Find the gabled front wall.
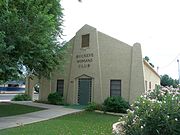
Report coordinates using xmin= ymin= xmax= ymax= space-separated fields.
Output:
xmin=98 ymin=32 xmax=132 ymax=102
xmin=26 ymin=25 xmax=160 ymax=105
xmin=65 ymin=25 xmax=147 ymax=104
xmin=66 ymin=25 xmax=102 ymax=104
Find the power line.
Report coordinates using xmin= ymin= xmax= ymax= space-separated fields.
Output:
xmin=159 ymin=53 xmax=180 ymax=70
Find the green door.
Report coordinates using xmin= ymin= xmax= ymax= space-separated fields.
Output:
xmin=78 ymin=78 xmax=92 ymax=105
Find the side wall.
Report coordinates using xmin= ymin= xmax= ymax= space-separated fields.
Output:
xmin=143 ymin=60 xmax=160 ymax=91
xmin=38 ymin=42 xmax=74 ymax=101
xmin=25 ymin=76 xmax=39 ymax=100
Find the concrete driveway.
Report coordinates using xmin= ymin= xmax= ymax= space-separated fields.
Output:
xmin=0 ymin=101 xmax=83 ymax=130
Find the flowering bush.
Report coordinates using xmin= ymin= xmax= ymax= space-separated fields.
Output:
xmin=113 ymin=87 xmax=180 ymax=135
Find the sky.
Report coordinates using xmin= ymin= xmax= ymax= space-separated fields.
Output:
xmin=61 ymin=0 xmax=180 ymax=79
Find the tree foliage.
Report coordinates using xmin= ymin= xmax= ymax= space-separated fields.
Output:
xmin=0 ymin=0 xmax=63 ymax=82
xmin=160 ymin=74 xmax=179 ymax=88
xmin=144 ymin=56 xmax=154 ymax=68
xmin=144 ymin=56 xmax=149 ymax=62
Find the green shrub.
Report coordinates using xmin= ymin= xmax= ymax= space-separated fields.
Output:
xmin=96 ymin=103 xmax=104 ymax=111
xmin=85 ymin=102 xmax=104 ymax=111
xmin=103 ymin=96 xmax=130 ymax=113
xmin=12 ymin=94 xmax=31 ymax=101
xmin=47 ymin=92 xmax=64 ymax=105
xmin=85 ymin=102 xmax=97 ymax=111
xmin=118 ymin=88 xmax=180 ymax=135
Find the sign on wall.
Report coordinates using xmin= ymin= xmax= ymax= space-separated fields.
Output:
xmin=76 ymin=53 xmax=94 ymax=68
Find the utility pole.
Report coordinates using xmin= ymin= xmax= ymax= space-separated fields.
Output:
xmin=157 ymin=66 xmax=159 ymax=73
xmin=177 ymin=59 xmax=180 ymax=90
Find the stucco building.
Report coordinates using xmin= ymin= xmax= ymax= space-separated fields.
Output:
xmin=26 ymin=24 xmax=160 ymax=104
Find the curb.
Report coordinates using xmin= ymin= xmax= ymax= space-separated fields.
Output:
xmin=94 ymin=110 xmax=127 ymax=116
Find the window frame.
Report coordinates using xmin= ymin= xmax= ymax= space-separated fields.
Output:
xmin=149 ymin=81 xmax=151 ymax=90
xmin=110 ymin=80 xmax=121 ymax=97
xmin=81 ymin=34 xmax=90 ymax=48
xmin=145 ymin=80 xmax=148 ymax=91
xmin=56 ymin=79 xmax=64 ymax=96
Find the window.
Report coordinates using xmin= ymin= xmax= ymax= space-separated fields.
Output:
xmin=149 ymin=82 xmax=151 ymax=90
xmin=110 ymin=80 xmax=121 ymax=96
xmin=145 ymin=81 xmax=147 ymax=91
xmin=81 ymin=34 xmax=90 ymax=48
xmin=155 ymin=84 xmax=158 ymax=89
xmin=57 ymin=80 xmax=64 ymax=96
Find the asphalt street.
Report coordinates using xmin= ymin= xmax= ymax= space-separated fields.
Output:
xmin=0 ymin=93 xmax=39 ymax=101
xmin=0 ymin=94 xmax=17 ymax=101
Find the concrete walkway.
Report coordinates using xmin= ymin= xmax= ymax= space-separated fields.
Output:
xmin=0 ymin=101 xmax=83 ymax=130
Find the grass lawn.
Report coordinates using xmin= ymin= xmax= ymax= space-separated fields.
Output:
xmin=0 ymin=111 xmax=119 ymax=135
xmin=0 ymin=102 xmax=44 ymax=117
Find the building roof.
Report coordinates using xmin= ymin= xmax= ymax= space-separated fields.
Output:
xmin=143 ymin=60 xmax=160 ymax=78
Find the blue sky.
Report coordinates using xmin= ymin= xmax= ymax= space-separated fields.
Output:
xmin=61 ymin=0 xmax=180 ymax=79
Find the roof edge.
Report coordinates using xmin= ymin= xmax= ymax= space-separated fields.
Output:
xmin=143 ymin=59 xmax=160 ymax=78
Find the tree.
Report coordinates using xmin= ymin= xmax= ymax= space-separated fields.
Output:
xmin=172 ymin=79 xmax=179 ymax=88
xmin=144 ymin=56 xmax=155 ymax=68
xmin=160 ymin=74 xmax=179 ymax=88
xmin=161 ymin=74 xmax=169 ymax=86
xmin=0 ymin=0 xmax=63 ymax=82
xmin=144 ymin=56 xmax=150 ymax=62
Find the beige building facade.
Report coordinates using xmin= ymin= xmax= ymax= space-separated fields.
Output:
xmin=26 ymin=25 xmax=160 ymax=104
